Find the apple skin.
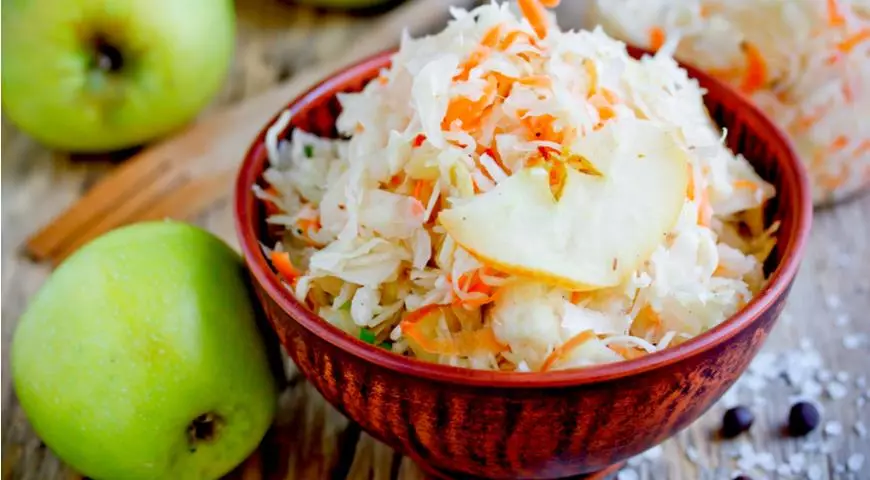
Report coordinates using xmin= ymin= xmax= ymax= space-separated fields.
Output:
xmin=11 ymin=222 xmax=277 ymax=480
xmin=1 ymin=0 xmax=235 ymax=153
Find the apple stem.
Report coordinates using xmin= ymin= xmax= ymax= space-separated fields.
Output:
xmin=187 ymin=412 xmax=223 ymax=451
xmin=93 ymin=38 xmax=124 ymax=73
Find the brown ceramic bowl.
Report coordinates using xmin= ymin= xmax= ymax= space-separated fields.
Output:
xmin=234 ymin=48 xmax=812 ymax=479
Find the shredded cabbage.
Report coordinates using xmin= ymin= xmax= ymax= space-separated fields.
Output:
xmin=256 ymin=1 xmax=777 ymax=372
xmin=592 ymin=0 xmax=870 ymax=204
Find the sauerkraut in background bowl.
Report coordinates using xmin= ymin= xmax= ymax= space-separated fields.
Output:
xmin=589 ymin=0 xmax=870 ymax=206
xmin=252 ymin=1 xmax=784 ymax=373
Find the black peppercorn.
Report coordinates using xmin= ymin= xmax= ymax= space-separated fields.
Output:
xmin=733 ymin=476 xmax=753 ymax=480
xmin=788 ymin=401 xmax=821 ymax=436
xmin=722 ymin=406 xmax=755 ymax=438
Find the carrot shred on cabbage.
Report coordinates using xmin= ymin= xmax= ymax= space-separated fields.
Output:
xmin=733 ymin=179 xmax=759 ymax=191
xmin=739 ymin=42 xmax=767 ymax=94
xmin=401 ymin=305 xmax=505 ymax=356
xmin=540 ymin=330 xmax=597 ymax=371
xmin=827 ymin=0 xmax=846 ymax=27
xmin=518 ymin=0 xmax=551 ymax=40
xmin=697 ymin=187 xmax=712 ymax=227
xmin=412 ymin=133 xmax=427 ymax=147
xmin=838 ymin=29 xmax=870 ymax=53
xmin=648 ymin=26 xmax=666 ymax=51
xmin=829 ymin=135 xmax=850 ymax=152
xmin=271 ymin=251 xmax=301 ymax=280
xmin=481 ymin=23 xmax=504 ymax=48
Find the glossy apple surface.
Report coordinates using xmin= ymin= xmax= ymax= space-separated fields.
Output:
xmin=12 ymin=221 xmax=277 ymax=479
xmin=1 ymin=0 xmax=235 ymax=152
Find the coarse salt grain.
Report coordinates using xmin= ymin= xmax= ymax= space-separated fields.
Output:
xmin=817 ymin=369 xmax=833 ymax=382
xmin=825 ymin=420 xmax=843 ymax=437
xmin=857 ymin=375 xmax=867 ymax=388
xmin=855 ymin=421 xmax=868 ymax=438
xmin=802 ymin=441 xmax=821 ymax=453
xmin=835 ymin=313 xmax=851 ymax=326
xmin=756 ymin=452 xmax=777 ymax=471
xmin=835 ymin=371 xmax=850 ymax=383
xmin=843 ymin=333 xmax=868 ymax=349
xmin=824 ymin=294 xmax=841 ymax=309
xmin=787 ymin=452 xmax=806 ymax=473
xmin=617 ymin=468 xmax=639 ymax=480
xmin=807 ymin=464 xmax=824 ymax=480
xmin=800 ymin=380 xmax=824 ymax=400
xmin=826 ymin=381 xmax=849 ymax=400
xmin=642 ymin=445 xmax=663 ymax=460
xmin=848 ymin=453 xmax=865 ymax=472
xmin=776 ymin=464 xmax=791 ymax=476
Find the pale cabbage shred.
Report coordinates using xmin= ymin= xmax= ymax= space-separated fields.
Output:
xmin=257 ymin=2 xmax=776 ymax=372
xmin=592 ymin=0 xmax=870 ymax=204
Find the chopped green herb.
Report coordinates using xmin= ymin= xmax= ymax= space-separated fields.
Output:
xmin=339 ymin=301 xmax=351 ymax=311
xmin=359 ymin=329 xmax=392 ymax=350
xmin=303 ymin=145 xmax=314 ymax=158
xmin=359 ymin=328 xmax=377 ymax=344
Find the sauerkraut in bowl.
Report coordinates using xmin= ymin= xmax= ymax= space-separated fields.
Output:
xmin=254 ymin=0 xmax=779 ymax=373
xmin=590 ymin=0 xmax=870 ymax=205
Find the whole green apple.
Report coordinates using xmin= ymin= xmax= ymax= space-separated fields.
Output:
xmin=12 ymin=221 xmax=278 ymax=480
xmin=1 ymin=0 xmax=235 ymax=152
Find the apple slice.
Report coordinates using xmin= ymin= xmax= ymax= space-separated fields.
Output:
xmin=438 ymin=119 xmax=689 ymax=291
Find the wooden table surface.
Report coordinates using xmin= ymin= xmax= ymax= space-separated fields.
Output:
xmin=2 ymin=1 xmax=869 ymax=479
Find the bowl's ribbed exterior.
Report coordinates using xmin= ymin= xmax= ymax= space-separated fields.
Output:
xmin=250 ymin=273 xmax=790 ymax=478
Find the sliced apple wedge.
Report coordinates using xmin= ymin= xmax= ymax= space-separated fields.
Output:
xmin=438 ymin=119 xmax=689 ymax=291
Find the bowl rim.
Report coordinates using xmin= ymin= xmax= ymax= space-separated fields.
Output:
xmin=234 ymin=47 xmax=813 ymax=388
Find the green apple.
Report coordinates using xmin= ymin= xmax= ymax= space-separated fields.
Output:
xmin=11 ymin=221 xmax=278 ymax=480
xmin=1 ymin=0 xmax=235 ymax=152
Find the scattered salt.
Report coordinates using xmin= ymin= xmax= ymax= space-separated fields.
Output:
xmin=835 ymin=371 xmax=850 ymax=383
xmin=807 ymin=464 xmax=824 ymax=480
xmin=835 ymin=313 xmax=851 ymax=326
xmin=824 ymin=294 xmax=841 ymax=309
xmin=855 ymin=421 xmax=868 ymax=438
xmin=825 ymin=421 xmax=843 ymax=436
xmin=857 ymin=375 xmax=867 ymax=389
xmin=843 ymin=333 xmax=868 ymax=349
xmin=847 ymin=453 xmax=865 ymax=472
xmin=642 ymin=445 xmax=663 ymax=460
xmin=617 ymin=468 xmax=639 ymax=480
xmin=787 ymin=452 xmax=806 ymax=473
xmin=776 ymin=464 xmax=791 ymax=476
xmin=802 ymin=441 xmax=821 ymax=453
xmin=801 ymin=380 xmax=824 ymax=399
xmin=834 ymin=252 xmax=853 ymax=268
xmin=835 ymin=464 xmax=846 ymax=474
xmin=817 ymin=369 xmax=833 ymax=382
xmin=857 ymin=396 xmax=867 ymax=408
xmin=826 ymin=381 xmax=849 ymax=400
xmin=756 ymin=452 xmax=777 ymax=471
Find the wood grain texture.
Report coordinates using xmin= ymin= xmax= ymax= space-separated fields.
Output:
xmin=2 ymin=1 xmax=868 ymax=479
